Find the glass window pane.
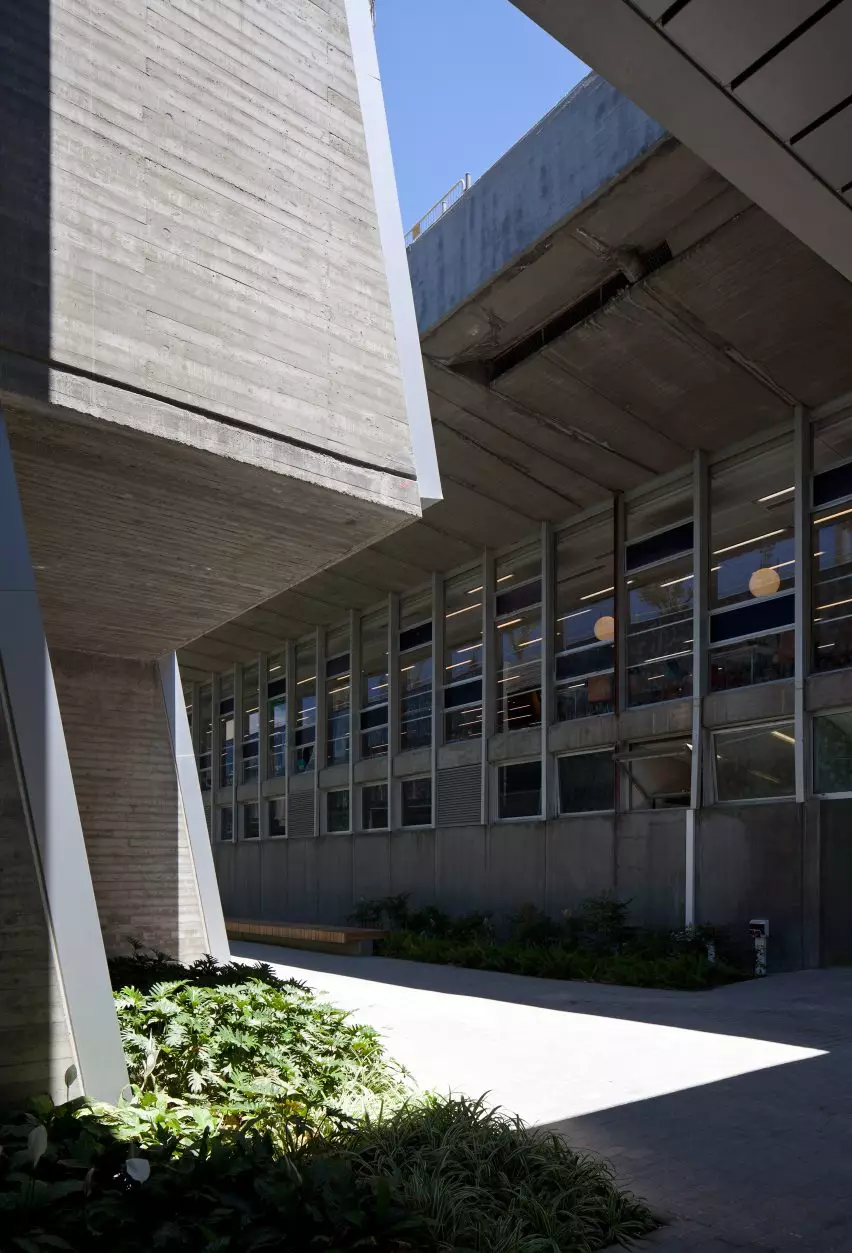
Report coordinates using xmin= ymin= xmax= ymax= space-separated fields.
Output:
xmin=498 ymin=760 xmax=542 ymax=819
xmin=361 ymin=611 xmax=388 ymax=758
xmin=625 ymin=740 xmax=691 ymax=810
xmin=401 ymin=777 xmax=432 ymax=827
xmin=218 ymin=805 xmax=233 ymax=842
xmin=813 ymin=504 xmax=852 ymax=671
xmin=241 ymin=802 xmax=259 ymax=839
xmin=268 ymin=798 xmax=287 ymax=838
xmin=267 ymin=654 xmax=287 ymax=779
xmin=814 ymin=712 xmax=852 ymax=795
xmin=294 ymin=641 xmax=316 ymax=774
xmin=199 ymin=682 xmax=213 ymax=791
xmin=327 ymin=789 xmax=350 ymax=833
xmin=714 ymin=723 xmax=796 ymax=801
xmin=555 ymin=514 xmax=614 ymax=722
xmin=496 ymin=605 xmax=542 ymax=731
xmin=361 ymin=783 xmax=388 ymax=830
xmin=710 ymin=632 xmax=795 ymax=691
xmin=218 ymin=672 xmax=235 ymax=787
xmin=400 ymin=592 xmax=432 ymax=751
xmin=626 ymin=478 xmax=693 ymax=543
xmin=241 ymin=663 xmax=259 ymax=782
xmin=626 ymin=552 xmax=693 ymax=707
xmin=445 ymin=568 xmax=483 ymax=744
xmin=558 ymin=752 xmax=615 ymax=813
xmin=326 ymin=625 xmax=350 ymax=767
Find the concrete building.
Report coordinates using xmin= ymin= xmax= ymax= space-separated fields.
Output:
xmin=0 ymin=0 xmax=437 ymax=1102
xmin=180 ymin=69 xmax=852 ymax=974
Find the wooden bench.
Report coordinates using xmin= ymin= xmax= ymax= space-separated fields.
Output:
xmin=226 ymin=918 xmax=387 ymax=956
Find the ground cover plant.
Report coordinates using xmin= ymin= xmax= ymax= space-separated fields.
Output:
xmin=351 ymin=893 xmax=745 ymax=990
xmin=0 ymin=948 xmax=655 ymax=1252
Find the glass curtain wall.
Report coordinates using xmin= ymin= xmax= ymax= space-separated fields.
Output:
xmin=625 ymin=479 xmax=694 ymax=706
xmin=812 ymin=413 xmax=852 ymax=671
xmin=709 ymin=441 xmax=794 ymax=690
xmin=360 ymin=610 xmax=389 ymax=757
xmin=399 ymin=591 xmax=432 ymax=751
xmin=325 ymin=625 xmax=350 ymax=765
xmin=444 ymin=567 xmax=483 ymax=741
xmin=198 ymin=682 xmax=213 ymax=790
xmin=554 ymin=513 xmax=615 ymax=720
xmin=294 ymin=640 xmax=316 ymax=773
xmin=267 ymin=653 xmax=287 ymax=778
xmin=495 ymin=542 xmax=542 ymax=731
xmin=218 ymin=672 xmax=235 ymax=786
xmin=241 ymin=663 xmax=260 ymax=781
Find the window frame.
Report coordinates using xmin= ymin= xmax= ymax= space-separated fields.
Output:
xmin=710 ymin=719 xmax=797 ymax=805
xmin=400 ymin=776 xmax=433 ymax=828
xmin=494 ymin=758 xmax=543 ymax=823
xmin=360 ymin=782 xmax=390 ymax=832
xmin=325 ymin=787 xmax=351 ymax=834
xmin=556 ymin=748 xmax=616 ymax=816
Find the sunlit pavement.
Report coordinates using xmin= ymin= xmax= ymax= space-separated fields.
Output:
xmin=233 ymin=944 xmax=852 ymax=1252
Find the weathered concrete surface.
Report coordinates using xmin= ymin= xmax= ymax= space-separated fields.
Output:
xmin=407 ymin=74 xmax=666 ymax=335
xmin=233 ymin=946 xmax=852 ymax=1252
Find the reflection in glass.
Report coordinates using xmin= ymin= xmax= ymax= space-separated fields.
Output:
xmin=498 ymin=760 xmax=542 ymax=819
xmin=268 ymin=798 xmax=287 ymax=838
xmin=327 ymin=789 xmax=350 ymax=833
xmin=624 ymin=741 xmax=691 ymax=810
xmin=714 ymin=723 xmax=795 ymax=801
xmin=198 ymin=683 xmax=213 ymax=790
xmin=218 ymin=805 xmax=234 ymax=842
xmin=360 ymin=611 xmax=388 ymax=757
xmin=267 ymin=654 xmax=287 ymax=778
xmin=813 ymin=505 xmax=852 ymax=671
xmin=326 ymin=626 xmax=350 ymax=766
xmin=814 ymin=711 xmax=852 ymax=794
xmin=241 ymin=802 xmax=259 ymax=839
xmin=626 ymin=549 xmax=693 ymax=706
xmin=401 ymin=777 xmax=432 ymax=827
xmin=219 ymin=672 xmax=235 ymax=787
xmin=444 ymin=568 xmax=483 ymax=742
xmin=555 ymin=516 xmax=614 ymax=721
xmin=361 ymin=783 xmax=388 ymax=830
xmin=400 ymin=593 xmax=432 ymax=750
xmin=294 ymin=641 xmax=316 ymax=774
xmin=495 ymin=542 xmax=542 ymax=732
xmin=558 ymin=752 xmax=615 ymax=813
xmin=241 ymin=663 xmax=259 ymax=781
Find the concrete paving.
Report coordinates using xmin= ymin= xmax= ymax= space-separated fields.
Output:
xmin=233 ymin=944 xmax=852 ymax=1252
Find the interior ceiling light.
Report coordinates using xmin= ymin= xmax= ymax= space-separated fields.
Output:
xmin=758 ymin=486 xmax=794 ymax=503
xmin=497 ymin=617 xmax=522 ymax=629
xmin=446 ymin=603 xmax=480 ymax=619
xmin=580 ymin=585 xmax=614 ymax=601
xmin=659 ymin=573 xmax=693 ymax=589
xmin=815 ymin=505 xmax=852 ymax=525
xmin=594 ymin=615 xmax=615 ymax=643
xmin=771 ymin=730 xmax=796 ymax=746
xmin=817 ymin=596 xmax=852 ymax=612
xmin=714 ymin=529 xmax=785 ymax=556
xmin=749 ymin=566 xmax=781 ymax=598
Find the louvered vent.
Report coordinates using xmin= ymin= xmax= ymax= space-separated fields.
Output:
xmin=288 ymin=791 xmax=315 ymax=839
xmin=436 ymin=765 xmax=481 ymax=827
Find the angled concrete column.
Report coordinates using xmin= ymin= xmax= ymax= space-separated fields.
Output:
xmin=0 ymin=415 xmax=127 ymax=1103
xmin=159 ymin=654 xmax=229 ymax=963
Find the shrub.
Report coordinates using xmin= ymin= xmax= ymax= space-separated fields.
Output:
xmin=341 ymin=1095 xmax=654 ymax=1253
xmin=108 ymin=940 xmax=288 ymax=995
xmin=115 ymin=976 xmax=412 ymax=1141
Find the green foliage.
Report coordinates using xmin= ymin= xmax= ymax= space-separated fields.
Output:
xmin=340 ymin=1095 xmax=655 ymax=1253
xmin=108 ymin=940 xmax=290 ymax=995
xmin=350 ymin=894 xmax=493 ymax=942
xmin=114 ymin=976 xmax=412 ymax=1141
xmin=0 ymin=1095 xmax=432 ymax=1252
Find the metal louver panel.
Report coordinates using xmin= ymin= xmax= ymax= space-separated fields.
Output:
xmin=436 ymin=765 xmax=481 ymax=827
xmin=288 ymin=791 xmax=315 ymax=839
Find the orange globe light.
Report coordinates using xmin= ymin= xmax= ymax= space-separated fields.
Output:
xmin=594 ymin=614 xmax=615 ymax=643
xmin=749 ymin=567 xmax=781 ymax=598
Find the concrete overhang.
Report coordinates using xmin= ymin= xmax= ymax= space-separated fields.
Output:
xmin=180 ymin=73 xmax=852 ymax=676
xmin=511 ymin=0 xmax=852 ymax=284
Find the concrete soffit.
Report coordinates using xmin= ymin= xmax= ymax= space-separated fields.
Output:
xmin=343 ymin=0 xmax=443 ymax=510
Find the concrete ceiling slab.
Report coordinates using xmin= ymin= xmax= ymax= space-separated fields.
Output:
xmin=664 ymin=0 xmax=825 ymax=87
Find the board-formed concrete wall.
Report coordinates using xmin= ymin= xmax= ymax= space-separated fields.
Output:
xmin=214 ymin=810 xmax=687 ymax=932
xmin=4 ymin=0 xmax=417 ymax=481
xmin=53 ymin=650 xmax=207 ymax=962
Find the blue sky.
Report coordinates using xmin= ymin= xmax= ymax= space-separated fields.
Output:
xmin=374 ymin=0 xmax=589 ymax=233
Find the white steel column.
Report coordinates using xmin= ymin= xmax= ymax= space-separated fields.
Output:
xmin=0 ymin=415 xmax=128 ymax=1101
xmin=794 ymin=405 xmax=811 ymax=803
xmin=159 ymin=654 xmax=229 ymax=961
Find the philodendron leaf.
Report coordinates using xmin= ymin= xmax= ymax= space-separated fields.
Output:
xmin=125 ymin=1156 xmax=151 ymax=1183
xmin=27 ymin=1124 xmax=48 ymax=1167
xmin=64 ymin=1064 xmax=78 ymax=1091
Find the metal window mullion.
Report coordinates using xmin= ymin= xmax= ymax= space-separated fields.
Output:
xmin=315 ymin=626 xmax=325 ymax=837
xmin=687 ymin=451 xmax=708 ymax=927
xmin=541 ymin=521 xmax=553 ymax=818
xmin=794 ymin=405 xmax=811 ymax=803
xmin=388 ymin=593 xmax=399 ymax=828
xmin=258 ymin=653 xmax=268 ymax=837
xmin=481 ymin=549 xmax=494 ymax=824
xmin=431 ymin=571 xmax=442 ymax=825
xmin=614 ymin=495 xmax=627 ymax=717
xmin=286 ymin=639 xmax=295 ymax=837
xmin=232 ymin=663 xmax=241 ymax=835
xmin=211 ymin=671 xmax=221 ymax=835
xmin=349 ymin=610 xmax=358 ymax=831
